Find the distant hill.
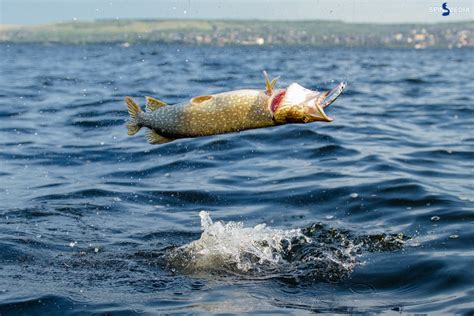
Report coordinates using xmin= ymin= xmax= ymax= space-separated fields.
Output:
xmin=0 ymin=19 xmax=472 ymax=48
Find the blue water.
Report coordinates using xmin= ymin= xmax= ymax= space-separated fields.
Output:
xmin=0 ymin=44 xmax=473 ymax=315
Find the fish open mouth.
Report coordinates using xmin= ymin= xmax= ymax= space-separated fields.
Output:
xmin=271 ymin=81 xmax=347 ymax=122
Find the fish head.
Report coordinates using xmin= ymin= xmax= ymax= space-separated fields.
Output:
xmin=270 ymin=81 xmax=346 ymax=124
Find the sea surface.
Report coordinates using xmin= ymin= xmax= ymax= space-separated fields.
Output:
xmin=0 ymin=43 xmax=473 ymax=315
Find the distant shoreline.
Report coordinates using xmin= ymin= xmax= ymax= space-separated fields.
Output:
xmin=1 ymin=19 xmax=472 ymax=48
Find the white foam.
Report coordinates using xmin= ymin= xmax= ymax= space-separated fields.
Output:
xmin=165 ymin=212 xmax=403 ymax=282
xmin=174 ymin=211 xmax=309 ymax=272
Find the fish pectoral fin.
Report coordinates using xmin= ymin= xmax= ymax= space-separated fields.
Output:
xmin=146 ymin=130 xmax=172 ymax=145
xmin=263 ymin=70 xmax=280 ymax=95
xmin=270 ymin=77 xmax=280 ymax=89
xmin=190 ymin=95 xmax=213 ymax=106
xmin=145 ymin=96 xmax=167 ymax=112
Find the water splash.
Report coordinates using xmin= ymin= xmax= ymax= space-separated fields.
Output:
xmin=168 ymin=211 xmax=309 ymax=273
xmin=165 ymin=212 xmax=407 ymax=283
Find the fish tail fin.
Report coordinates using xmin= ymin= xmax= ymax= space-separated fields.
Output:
xmin=125 ymin=96 xmax=142 ymax=136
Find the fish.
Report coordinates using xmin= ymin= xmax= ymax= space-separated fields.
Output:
xmin=125 ymin=71 xmax=346 ymax=144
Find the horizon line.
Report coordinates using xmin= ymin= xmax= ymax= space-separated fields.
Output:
xmin=2 ymin=18 xmax=473 ymax=28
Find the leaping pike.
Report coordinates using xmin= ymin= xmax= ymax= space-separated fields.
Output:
xmin=125 ymin=71 xmax=346 ymax=144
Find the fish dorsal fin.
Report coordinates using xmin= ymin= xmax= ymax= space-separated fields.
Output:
xmin=145 ymin=96 xmax=167 ymax=112
xmin=190 ymin=95 xmax=213 ymax=106
xmin=146 ymin=130 xmax=172 ymax=144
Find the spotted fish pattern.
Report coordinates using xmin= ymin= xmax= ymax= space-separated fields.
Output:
xmin=142 ymin=90 xmax=273 ymax=137
xmin=125 ymin=73 xmax=346 ymax=144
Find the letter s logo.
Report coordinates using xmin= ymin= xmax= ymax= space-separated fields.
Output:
xmin=442 ymin=2 xmax=450 ymax=16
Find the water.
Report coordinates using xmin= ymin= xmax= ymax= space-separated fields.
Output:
xmin=0 ymin=43 xmax=473 ymax=315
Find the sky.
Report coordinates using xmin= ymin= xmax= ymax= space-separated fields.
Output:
xmin=0 ymin=0 xmax=473 ymax=25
